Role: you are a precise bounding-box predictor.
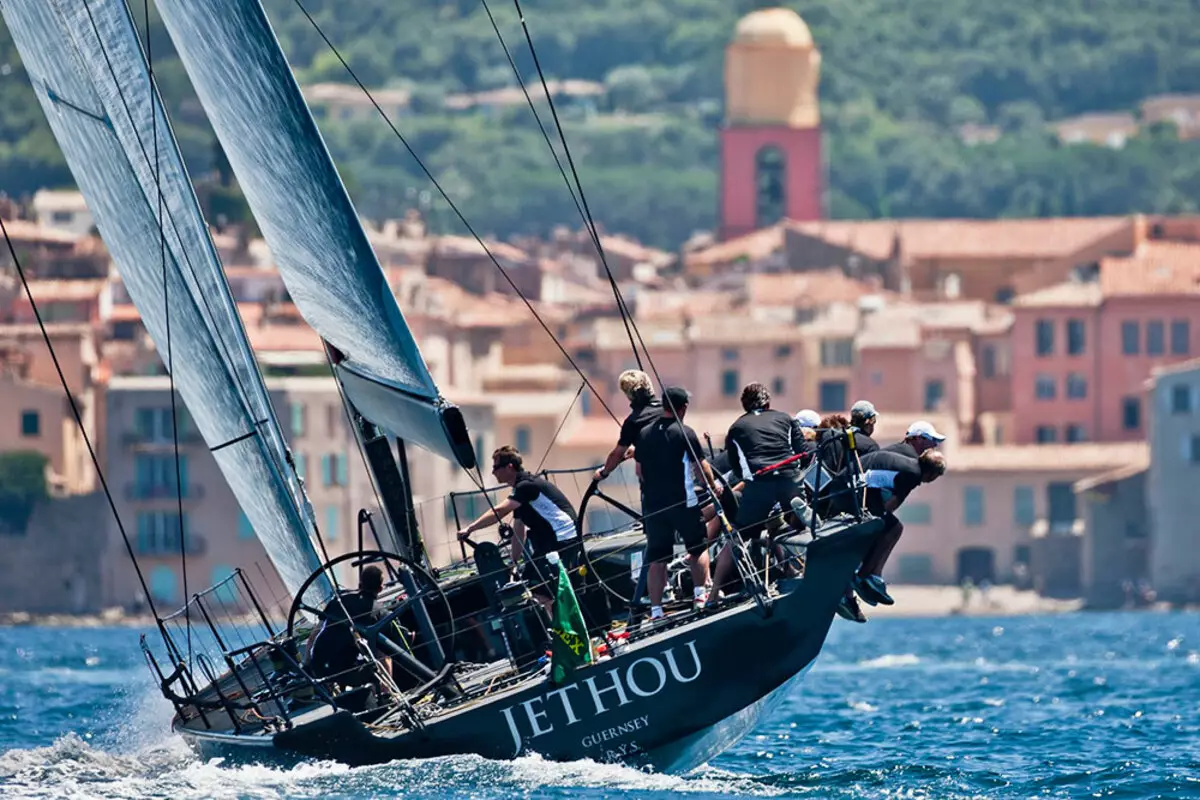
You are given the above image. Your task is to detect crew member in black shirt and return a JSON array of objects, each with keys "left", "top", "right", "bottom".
[
  {"left": 711, "top": 383, "right": 811, "bottom": 595},
  {"left": 836, "top": 448, "right": 946, "bottom": 622},
  {"left": 849, "top": 400, "right": 881, "bottom": 456},
  {"left": 309, "top": 565, "right": 389, "bottom": 686},
  {"left": 634, "top": 386, "right": 717, "bottom": 619},
  {"left": 593, "top": 369, "right": 661, "bottom": 484},
  {"left": 882, "top": 419, "right": 946, "bottom": 458},
  {"left": 457, "top": 446, "right": 580, "bottom": 614}
]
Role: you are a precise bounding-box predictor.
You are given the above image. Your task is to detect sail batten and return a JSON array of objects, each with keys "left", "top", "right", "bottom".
[
  {"left": 153, "top": 0, "right": 476, "bottom": 470},
  {"left": 1, "top": 0, "right": 332, "bottom": 603}
]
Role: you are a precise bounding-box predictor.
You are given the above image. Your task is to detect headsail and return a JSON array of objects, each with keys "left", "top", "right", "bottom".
[
  {"left": 1, "top": 0, "right": 332, "bottom": 603},
  {"left": 153, "top": 0, "right": 477, "bottom": 470}
]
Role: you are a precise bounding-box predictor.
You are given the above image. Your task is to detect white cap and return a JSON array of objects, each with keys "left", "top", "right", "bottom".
[
  {"left": 795, "top": 409, "right": 821, "bottom": 428},
  {"left": 906, "top": 420, "right": 946, "bottom": 442}
]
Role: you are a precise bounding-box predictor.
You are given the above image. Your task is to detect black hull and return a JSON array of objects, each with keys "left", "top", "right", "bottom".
[{"left": 176, "top": 518, "right": 881, "bottom": 772}]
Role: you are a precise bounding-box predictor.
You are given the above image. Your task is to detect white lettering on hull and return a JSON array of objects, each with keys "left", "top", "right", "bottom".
[{"left": 500, "top": 640, "right": 702, "bottom": 756}]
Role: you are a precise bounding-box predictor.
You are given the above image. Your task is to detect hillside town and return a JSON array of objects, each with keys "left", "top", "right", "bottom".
[{"left": 1, "top": 8, "right": 1198, "bottom": 619}]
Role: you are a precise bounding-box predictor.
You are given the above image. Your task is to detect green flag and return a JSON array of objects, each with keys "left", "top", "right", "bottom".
[{"left": 548, "top": 556, "right": 592, "bottom": 685}]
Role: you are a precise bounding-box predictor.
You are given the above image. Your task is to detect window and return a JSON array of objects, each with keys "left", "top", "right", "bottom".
[
  {"left": 923, "top": 380, "right": 945, "bottom": 412},
  {"left": 1122, "top": 397, "right": 1141, "bottom": 431},
  {"left": 963, "top": 486, "right": 985, "bottom": 526},
  {"left": 1171, "top": 319, "right": 1190, "bottom": 355},
  {"left": 721, "top": 369, "right": 739, "bottom": 397},
  {"left": 897, "top": 554, "right": 934, "bottom": 583},
  {"left": 1047, "top": 482, "right": 1077, "bottom": 529},
  {"left": 1171, "top": 384, "right": 1194, "bottom": 414},
  {"left": 1121, "top": 321, "right": 1140, "bottom": 355},
  {"left": 1035, "top": 374, "right": 1056, "bottom": 400},
  {"left": 238, "top": 510, "right": 255, "bottom": 540},
  {"left": 981, "top": 344, "right": 997, "bottom": 379},
  {"left": 1147, "top": 320, "right": 1165, "bottom": 355},
  {"left": 1066, "top": 319, "right": 1086, "bottom": 355},
  {"left": 515, "top": 426, "right": 532, "bottom": 454},
  {"left": 326, "top": 404, "right": 338, "bottom": 437},
  {"left": 820, "top": 338, "right": 854, "bottom": 367},
  {"left": 321, "top": 454, "right": 333, "bottom": 486},
  {"left": 1035, "top": 425, "right": 1057, "bottom": 443},
  {"left": 1035, "top": 319, "right": 1055, "bottom": 356},
  {"left": 721, "top": 348, "right": 738, "bottom": 362},
  {"left": 898, "top": 502, "right": 932, "bottom": 525},
  {"left": 136, "top": 510, "right": 190, "bottom": 555},
  {"left": 1013, "top": 544, "right": 1032, "bottom": 565},
  {"left": 336, "top": 453, "right": 348, "bottom": 486},
  {"left": 774, "top": 345, "right": 792, "bottom": 358},
  {"left": 771, "top": 377, "right": 785, "bottom": 395},
  {"left": 289, "top": 402, "right": 306, "bottom": 437},
  {"left": 1066, "top": 373, "right": 1088, "bottom": 399},
  {"left": 818, "top": 380, "right": 847, "bottom": 412},
  {"left": 133, "top": 454, "right": 189, "bottom": 497},
  {"left": 1188, "top": 435, "right": 1200, "bottom": 465},
  {"left": 20, "top": 410, "right": 39, "bottom": 437},
  {"left": 1065, "top": 424, "right": 1086, "bottom": 442},
  {"left": 134, "top": 407, "right": 174, "bottom": 442},
  {"left": 581, "top": 391, "right": 592, "bottom": 416},
  {"left": 51, "top": 210, "right": 73, "bottom": 225},
  {"left": 324, "top": 505, "right": 339, "bottom": 541},
  {"left": 755, "top": 145, "right": 786, "bottom": 228},
  {"left": 1013, "top": 486, "right": 1035, "bottom": 526}
]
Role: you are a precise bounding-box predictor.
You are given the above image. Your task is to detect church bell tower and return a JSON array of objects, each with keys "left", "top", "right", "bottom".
[{"left": 720, "top": 7, "right": 824, "bottom": 240}]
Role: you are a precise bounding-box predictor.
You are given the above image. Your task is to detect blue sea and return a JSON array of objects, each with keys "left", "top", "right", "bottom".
[{"left": 1, "top": 613, "right": 1197, "bottom": 799}]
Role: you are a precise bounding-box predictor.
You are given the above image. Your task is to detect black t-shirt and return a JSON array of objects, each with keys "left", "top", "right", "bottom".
[
  {"left": 725, "top": 408, "right": 806, "bottom": 481},
  {"left": 635, "top": 416, "right": 707, "bottom": 512},
  {"left": 311, "top": 590, "right": 380, "bottom": 667},
  {"left": 617, "top": 398, "right": 663, "bottom": 448},
  {"left": 851, "top": 431, "right": 880, "bottom": 456},
  {"left": 510, "top": 471, "right": 578, "bottom": 555},
  {"left": 860, "top": 449, "right": 922, "bottom": 511},
  {"left": 709, "top": 448, "right": 735, "bottom": 482},
  {"left": 883, "top": 440, "right": 920, "bottom": 459}
]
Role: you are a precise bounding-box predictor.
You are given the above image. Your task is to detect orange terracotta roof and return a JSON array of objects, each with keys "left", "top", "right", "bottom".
[
  {"left": 433, "top": 235, "right": 528, "bottom": 263},
  {"left": 792, "top": 216, "right": 1133, "bottom": 261},
  {"left": 109, "top": 304, "right": 143, "bottom": 323},
  {"left": 1012, "top": 281, "right": 1103, "bottom": 308},
  {"left": 1099, "top": 241, "right": 1200, "bottom": 296},
  {"left": 684, "top": 225, "right": 785, "bottom": 267}
]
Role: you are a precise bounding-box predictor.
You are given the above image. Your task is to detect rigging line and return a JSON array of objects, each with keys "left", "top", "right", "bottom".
[
  {"left": 502, "top": 2, "right": 723, "bottom": 544},
  {"left": 477, "top": 0, "right": 641, "bottom": 369},
  {"left": 144, "top": 0, "right": 191, "bottom": 670},
  {"left": 506, "top": 0, "right": 645, "bottom": 367},
  {"left": 0, "top": 216, "right": 161, "bottom": 622},
  {"left": 78, "top": 0, "right": 300, "bottom": 497},
  {"left": 289, "top": 0, "right": 619, "bottom": 425},
  {"left": 535, "top": 380, "right": 585, "bottom": 473}
]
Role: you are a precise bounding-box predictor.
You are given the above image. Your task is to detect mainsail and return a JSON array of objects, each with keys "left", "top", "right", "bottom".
[
  {"left": 153, "top": 0, "right": 477, "bottom": 470},
  {"left": 1, "top": 0, "right": 332, "bottom": 602}
]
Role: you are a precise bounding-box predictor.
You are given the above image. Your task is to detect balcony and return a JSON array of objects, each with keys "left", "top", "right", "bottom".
[
  {"left": 136, "top": 533, "right": 207, "bottom": 557},
  {"left": 121, "top": 430, "right": 204, "bottom": 448},
  {"left": 125, "top": 482, "right": 206, "bottom": 501}
]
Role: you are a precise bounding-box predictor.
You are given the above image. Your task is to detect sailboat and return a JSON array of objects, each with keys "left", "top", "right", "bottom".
[{"left": 0, "top": 0, "right": 885, "bottom": 773}]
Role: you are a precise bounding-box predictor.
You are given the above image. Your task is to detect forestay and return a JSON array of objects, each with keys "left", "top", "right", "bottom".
[
  {"left": 1, "top": 0, "right": 331, "bottom": 603},
  {"left": 153, "top": 0, "right": 477, "bottom": 470}
]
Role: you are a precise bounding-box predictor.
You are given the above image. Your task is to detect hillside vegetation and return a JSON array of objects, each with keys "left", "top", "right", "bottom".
[{"left": 3, "top": 1, "right": 1200, "bottom": 246}]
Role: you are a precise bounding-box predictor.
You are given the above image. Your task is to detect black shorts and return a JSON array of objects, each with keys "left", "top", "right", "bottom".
[
  {"left": 735, "top": 471, "right": 804, "bottom": 539},
  {"left": 865, "top": 488, "right": 901, "bottom": 530},
  {"left": 521, "top": 542, "right": 581, "bottom": 599},
  {"left": 642, "top": 505, "right": 708, "bottom": 563}
]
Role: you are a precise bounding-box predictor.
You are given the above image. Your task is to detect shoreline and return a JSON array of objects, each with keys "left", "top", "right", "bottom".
[{"left": 2, "top": 586, "right": 1186, "bottom": 628}]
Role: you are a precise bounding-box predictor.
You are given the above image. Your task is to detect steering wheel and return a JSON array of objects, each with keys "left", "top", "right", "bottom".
[{"left": 285, "top": 549, "right": 458, "bottom": 695}]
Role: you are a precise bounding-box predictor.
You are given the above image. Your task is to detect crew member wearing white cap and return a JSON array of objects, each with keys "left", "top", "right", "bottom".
[{"left": 884, "top": 419, "right": 946, "bottom": 458}]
